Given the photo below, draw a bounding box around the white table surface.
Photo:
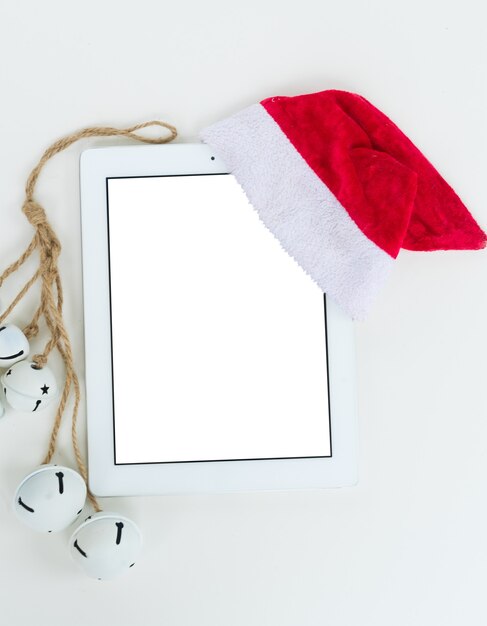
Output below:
[0,1,486,624]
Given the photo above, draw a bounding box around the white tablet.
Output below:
[80,143,358,496]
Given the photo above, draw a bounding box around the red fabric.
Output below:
[261,90,486,258]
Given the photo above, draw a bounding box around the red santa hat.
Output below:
[200,89,486,319]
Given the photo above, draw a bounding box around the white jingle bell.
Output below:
[1,360,57,412]
[0,324,29,368]
[14,465,87,532]
[69,512,142,580]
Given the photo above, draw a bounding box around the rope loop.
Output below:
[123,120,178,144]
[23,322,39,339]
[32,353,48,369]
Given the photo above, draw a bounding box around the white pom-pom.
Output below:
[69,512,142,580]
[0,324,29,368]
[1,360,57,412]
[14,465,87,532]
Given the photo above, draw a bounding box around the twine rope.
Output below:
[0,120,177,511]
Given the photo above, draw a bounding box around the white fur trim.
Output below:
[200,103,393,319]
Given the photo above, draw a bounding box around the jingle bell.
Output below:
[0,324,29,368]
[69,512,142,580]
[14,465,87,532]
[1,360,57,412]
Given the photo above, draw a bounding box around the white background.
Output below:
[108,175,330,463]
[0,1,486,625]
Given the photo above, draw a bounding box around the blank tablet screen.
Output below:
[107,174,331,464]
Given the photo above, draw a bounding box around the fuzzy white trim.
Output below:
[200,103,393,319]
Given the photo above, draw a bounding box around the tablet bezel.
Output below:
[80,143,358,495]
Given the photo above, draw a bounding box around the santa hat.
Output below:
[200,89,486,319]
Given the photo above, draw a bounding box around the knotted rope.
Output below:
[0,121,177,510]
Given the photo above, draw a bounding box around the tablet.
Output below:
[80,143,358,496]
